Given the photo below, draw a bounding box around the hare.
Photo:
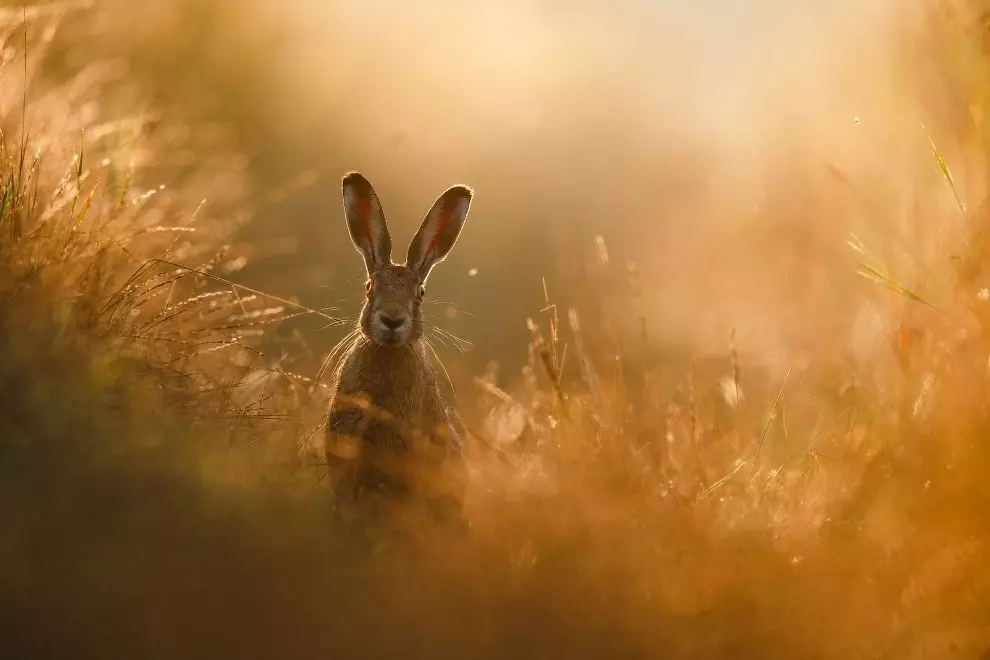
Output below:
[325,172,472,520]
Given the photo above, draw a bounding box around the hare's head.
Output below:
[341,172,472,348]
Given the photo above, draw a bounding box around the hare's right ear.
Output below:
[342,172,392,274]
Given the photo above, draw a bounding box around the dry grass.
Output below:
[2,2,990,659]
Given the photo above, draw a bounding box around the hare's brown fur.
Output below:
[325,172,471,516]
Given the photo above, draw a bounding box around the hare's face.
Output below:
[339,171,472,348]
[361,266,425,347]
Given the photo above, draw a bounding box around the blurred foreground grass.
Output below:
[2,2,990,659]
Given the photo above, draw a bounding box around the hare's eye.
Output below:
[365,279,373,296]
[417,284,426,301]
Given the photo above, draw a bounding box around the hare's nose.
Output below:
[379,313,407,330]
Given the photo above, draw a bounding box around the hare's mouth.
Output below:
[372,328,411,347]
[379,332,404,346]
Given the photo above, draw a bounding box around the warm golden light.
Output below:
[2,0,989,657]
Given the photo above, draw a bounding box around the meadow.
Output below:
[1,1,990,658]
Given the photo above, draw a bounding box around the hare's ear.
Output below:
[406,185,473,281]
[342,172,392,274]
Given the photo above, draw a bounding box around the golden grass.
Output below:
[2,2,990,659]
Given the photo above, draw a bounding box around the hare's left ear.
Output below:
[406,185,473,281]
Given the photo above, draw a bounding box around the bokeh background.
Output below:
[46,0,951,373]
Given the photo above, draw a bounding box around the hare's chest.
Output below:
[335,342,440,426]
[364,369,431,419]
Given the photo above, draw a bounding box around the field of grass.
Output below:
[2,1,990,658]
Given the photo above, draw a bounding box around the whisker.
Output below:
[318,317,353,332]
[425,337,456,402]
[427,328,465,354]
[426,328,452,350]
[422,318,469,340]
[428,328,472,356]
[425,300,476,318]
[423,321,472,353]
[318,312,357,332]
[316,328,361,384]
